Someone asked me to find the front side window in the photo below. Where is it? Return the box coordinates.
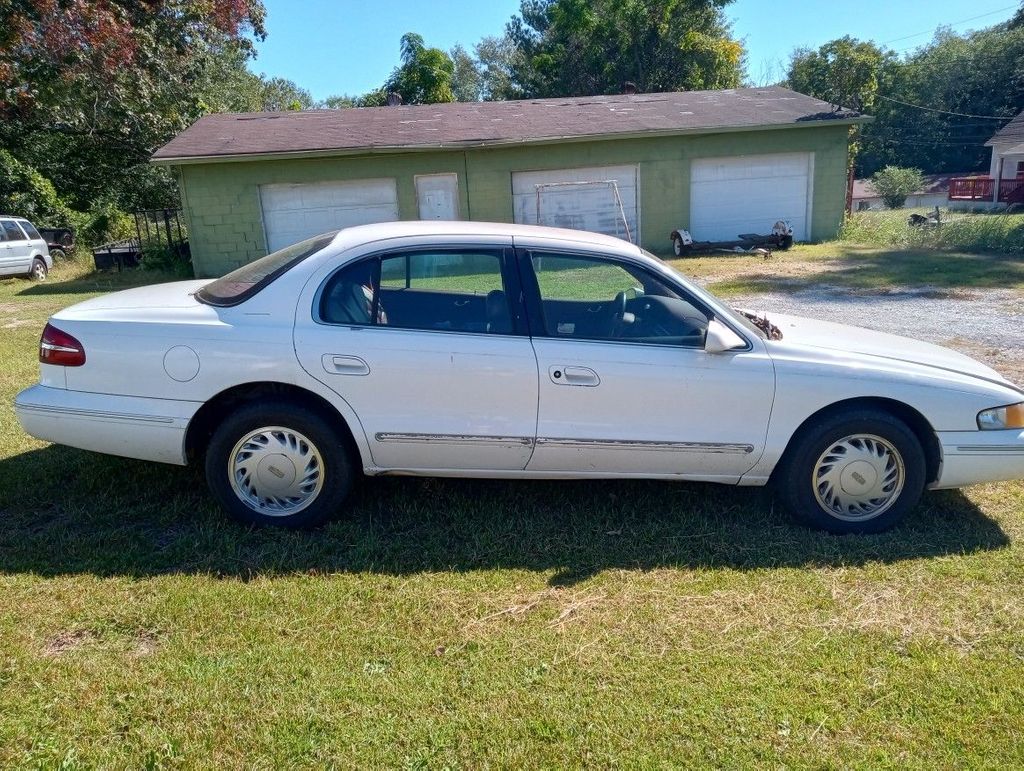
[320,249,513,334]
[1,220,26,241]
[530,252,710,346]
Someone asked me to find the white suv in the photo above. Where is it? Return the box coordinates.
[0,216,52,280]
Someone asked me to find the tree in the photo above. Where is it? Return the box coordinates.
[450,45,482,102]
[476,35,525,100]
[870,166,925,209]
[503,0,744,98]
[0,0,266,211]
[786,37,891,112]
[257,77,315,112]
[383,33,456,105]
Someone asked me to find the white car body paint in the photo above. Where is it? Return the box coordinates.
[13,221,1024,495]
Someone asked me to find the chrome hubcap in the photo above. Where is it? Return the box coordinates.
[812,433,905,521]
[228,426,324,516]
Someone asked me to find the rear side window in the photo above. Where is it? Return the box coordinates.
[17,220,41,240]
[196,232,336,307]
[320,249,514,334]
[1,220,26,241]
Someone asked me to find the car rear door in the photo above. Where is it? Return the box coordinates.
[293,237,540,472]
[517,243,776,481]
[0,219,31,274]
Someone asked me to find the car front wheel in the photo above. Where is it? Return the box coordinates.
[776,408,926,534]
[204,401,354,528]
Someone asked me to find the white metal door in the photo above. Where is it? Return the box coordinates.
[260,178,399,252]
[689,153,813,241]
[512,165,639,243]
[415,174,460,220]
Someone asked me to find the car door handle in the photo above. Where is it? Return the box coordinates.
[322,354,370,376]
[549,365,600,387]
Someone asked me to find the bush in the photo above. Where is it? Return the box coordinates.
[0,149,75,226]
[870,166,926,209]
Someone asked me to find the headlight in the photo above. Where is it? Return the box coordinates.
[977,402,1024,430]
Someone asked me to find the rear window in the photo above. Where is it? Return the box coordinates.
[196,232,337,307]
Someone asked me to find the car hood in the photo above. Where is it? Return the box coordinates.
[762,312,1018,389]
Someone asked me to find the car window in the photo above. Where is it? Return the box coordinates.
[196,232,337,307]
[1,220,26,241]
[320,249,513,334]
[529,252,710,346]
[17,220,41,240]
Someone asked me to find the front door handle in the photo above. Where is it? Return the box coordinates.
[322,354,370,376]
[549,365,600,387]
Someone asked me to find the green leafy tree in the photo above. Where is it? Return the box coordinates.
[870,166,925,209]
[450,45,483,102]
[504,0,744,98]
[476,35,525,100]
[383,33,456,105]
[786,37,891,112]
[0,148,73,225]
[0,0,266,211]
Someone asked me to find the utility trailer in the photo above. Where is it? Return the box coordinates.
[669,220,794,257]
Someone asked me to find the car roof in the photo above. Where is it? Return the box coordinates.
[329,220,642,255]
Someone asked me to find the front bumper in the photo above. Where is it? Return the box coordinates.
[932,429,1024,489]
[14,384,200,466]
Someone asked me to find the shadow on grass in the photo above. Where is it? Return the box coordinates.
[15,268,179,297]
[710,248,1024,297]
[0,446,1010,586]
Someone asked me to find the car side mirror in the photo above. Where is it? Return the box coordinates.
[704,318,747,354]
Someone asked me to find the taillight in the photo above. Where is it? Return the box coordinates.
[39,322,86,366]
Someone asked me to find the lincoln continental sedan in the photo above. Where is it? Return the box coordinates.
[15,222,1024,533]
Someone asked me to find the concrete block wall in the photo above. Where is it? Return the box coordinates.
[175,123,851,277]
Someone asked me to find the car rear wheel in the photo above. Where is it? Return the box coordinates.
[30,258,48,281]
[205,401,354,528]
[776,408,926,534]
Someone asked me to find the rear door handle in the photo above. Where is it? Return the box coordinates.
[549,365,600,387]
[322,354,370,376]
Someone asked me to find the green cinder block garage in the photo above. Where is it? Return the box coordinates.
[152,86,866,278]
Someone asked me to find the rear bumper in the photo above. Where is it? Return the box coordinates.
[932,429,1024,489]
[14,384,201,466]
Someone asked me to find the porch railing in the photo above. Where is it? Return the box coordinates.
[948,177,1024,202]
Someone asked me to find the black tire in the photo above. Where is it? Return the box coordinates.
[29,258,48,281]
[204,401,355,528]
[50,248,67,261]
[779,234,794,250]
[672,236,690,257]
[775,408,926,534]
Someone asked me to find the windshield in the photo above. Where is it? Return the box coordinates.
[196,232,337,307]
[641,249,770,340]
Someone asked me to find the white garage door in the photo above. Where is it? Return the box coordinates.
[690,153,813,242]
[260,178,399,252]
[512,165,639,243]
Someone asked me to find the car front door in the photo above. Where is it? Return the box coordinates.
[519,247,776,481]
[0,219,31,275]
[294,239,539,471]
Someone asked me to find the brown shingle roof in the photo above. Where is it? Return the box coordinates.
[987,108,1024,146]
[152,86,866,163]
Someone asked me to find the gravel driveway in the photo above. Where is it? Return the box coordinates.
[711,284,1024,384]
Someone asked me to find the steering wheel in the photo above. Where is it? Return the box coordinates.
[608,291,628,336]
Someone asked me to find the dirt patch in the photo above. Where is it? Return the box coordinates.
[130,630,162,657]
[43,629,96,657]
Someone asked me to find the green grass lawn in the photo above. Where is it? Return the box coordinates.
[2,257,1024,767]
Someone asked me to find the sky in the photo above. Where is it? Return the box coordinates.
[251,0,1021,102]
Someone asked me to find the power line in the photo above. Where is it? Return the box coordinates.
[874,94,1014,120]
[880,5,1018,46]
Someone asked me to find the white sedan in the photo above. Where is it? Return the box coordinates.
[15,222,1024,533]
